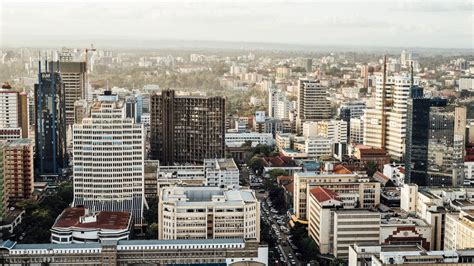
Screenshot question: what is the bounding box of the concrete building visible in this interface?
[293,164,380,220]
[2,139,34,206]
[150,90,225,165]
[0,83,29,140]
[225,133,275,147]
[297,79,331,132]
[0,239,268,266]
[348,243,470,266]
[155,158,239,189]
[303,120,348,144]
[304,137,333,158]
[52,61,87,125]
[333,209,381,259]
[72,91,145,225]
[340,101,366,119]
[350,117,365,144]
[50,207,132,244]
[445,210,474,250]
[364,73,421,160]
[158,187,260,241]
[380,216,432,250]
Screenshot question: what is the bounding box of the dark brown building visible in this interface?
[150,90,225,165]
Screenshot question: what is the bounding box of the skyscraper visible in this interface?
[72,91,145,224]
[150,90,225,165]
[0,83,29,140]
[405,86,430,185]
[51,61,87,125]
[34,62,67,177]
[297,79,331,133]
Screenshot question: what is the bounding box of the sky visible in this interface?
[0,0,473,49]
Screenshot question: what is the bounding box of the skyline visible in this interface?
[1,0,473,50]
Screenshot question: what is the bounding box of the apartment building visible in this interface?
[0,83,28,140]
[158,186,260,241]
[72,91,145,225]
[2,139,34,205]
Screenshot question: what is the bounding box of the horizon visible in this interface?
[1,0,473,51]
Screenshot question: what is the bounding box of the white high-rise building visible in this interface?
[302,120,347,144]
[158,186,260,241]
[364,73,420,160]
[350,117,364,144]
[72,92,145,225]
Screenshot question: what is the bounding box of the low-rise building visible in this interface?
[225,132,274,147]
[158,187,260,241]
[51,207,132,244]
[0,239,268,266]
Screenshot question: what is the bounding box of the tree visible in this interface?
[365,161,378,177]
[268,169,289,180]
[144,197,158,224]
[145,223,158,239]
[247,156,264,174]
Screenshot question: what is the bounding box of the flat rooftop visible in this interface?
[53,207,131,230]
[216,158,238,170]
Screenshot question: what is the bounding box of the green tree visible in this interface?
[365,161,378,177]
[247,156,264,174]
[268,169,289,180]
[144,197,158,224]
[145,223,158,239]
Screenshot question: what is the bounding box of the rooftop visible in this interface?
[53,207,131,230]
[310,186,339,202]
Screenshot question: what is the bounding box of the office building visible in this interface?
[293,164,380,220]
[445,210,474,250]
[52,61,87,125]
[154,158,239,190]
[225,132,274,147]
[333,209,381,259]
[0,83,29,140]
[297,79,331,132]
[364,71,421,160]
[2,139,34,206]
[158,186,260,241]
[350,117,364,144]
[51,207,132,244]
[0,239,268,266]
[150,90,225,165]
[339,101,366,119]
[34,62,67,176]
[405,87,431,185]
[72,91,145,225]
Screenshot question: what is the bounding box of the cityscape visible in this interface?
[0,0,473,265]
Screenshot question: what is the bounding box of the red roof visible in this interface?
[333,164,352,174]
[284,181,294,194]
[277,175,293,183]
[309,187,338,202]
[53,207,131,230]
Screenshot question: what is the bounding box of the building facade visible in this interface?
[150,90,225,165]
[72,92,145,225]
[34,62,67,176]
[0,83,28,140]
[158,187,260,241]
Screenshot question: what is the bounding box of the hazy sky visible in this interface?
[1,0,473,49]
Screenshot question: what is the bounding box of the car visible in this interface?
[290,259,296,265]
[288,254,293,259]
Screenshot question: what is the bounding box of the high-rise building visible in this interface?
[297,79,331,132]
[405,86,431,185]
[0,83,29,140]
[2,139,34,205]
[51,61,87,125]
[364,71,420,160]
[150,90,225,165]
[72,91,145,225]
[158,186,260,241]
[34,62,67,176]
